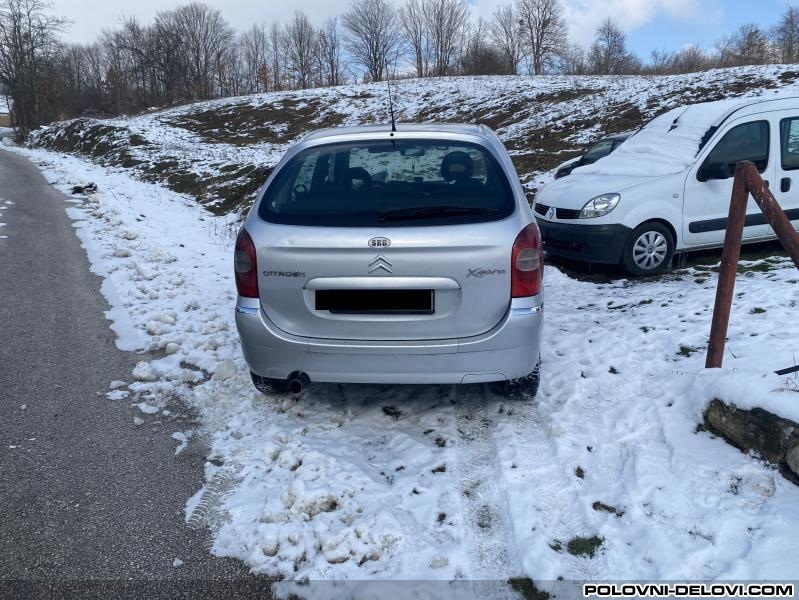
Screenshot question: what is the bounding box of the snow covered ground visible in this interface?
[8,141,799,594]
[29,65,799,214]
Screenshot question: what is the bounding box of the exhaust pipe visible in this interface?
[287,372,310,396]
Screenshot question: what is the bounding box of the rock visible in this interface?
[133,417,145,427]
[787,445,799,478]
[704,399,799,484]
[213,359,236,380]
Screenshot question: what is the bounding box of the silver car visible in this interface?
[234,124,543,396]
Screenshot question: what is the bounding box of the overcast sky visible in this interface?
[52,0,790,57]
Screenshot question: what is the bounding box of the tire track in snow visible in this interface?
[453,383,519,590]
[489,380,604,582]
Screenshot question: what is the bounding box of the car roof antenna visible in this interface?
[385,59,397,133]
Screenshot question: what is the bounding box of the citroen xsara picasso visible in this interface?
[234,124,543,396]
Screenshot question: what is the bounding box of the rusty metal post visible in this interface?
[742,163,799,269]
[705,163,749,369]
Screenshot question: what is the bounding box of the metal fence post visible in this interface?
[705,161,799,369]
[705,163,749,369]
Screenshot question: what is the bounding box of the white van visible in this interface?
[534,95,799,275]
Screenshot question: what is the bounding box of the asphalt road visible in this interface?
[0,150,274,598]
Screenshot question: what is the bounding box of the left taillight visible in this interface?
[511,223,543,298]
[234,229,259,298]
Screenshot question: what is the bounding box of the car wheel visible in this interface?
[490,357,540,399]
[250,371,288,395]
[621,222,675,276]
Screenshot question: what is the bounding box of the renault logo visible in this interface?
[368,237,391,248]
[368,255,393,274]
[546,207,556,220]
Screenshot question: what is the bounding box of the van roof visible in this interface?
[572,94,799,178]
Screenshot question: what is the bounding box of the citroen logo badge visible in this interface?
[368,255,393,274]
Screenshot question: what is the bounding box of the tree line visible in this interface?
[3,0,799,136]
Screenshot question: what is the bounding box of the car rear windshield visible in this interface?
[257,139,516,227]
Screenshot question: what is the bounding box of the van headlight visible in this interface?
[579,193,620,218]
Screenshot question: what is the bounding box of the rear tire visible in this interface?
[509,358,541,400]
[250,372,288,395]
[492,357,540,399]
[621,221,675,276]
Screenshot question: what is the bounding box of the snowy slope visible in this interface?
[28,65,799,214]
[9,143,799,593]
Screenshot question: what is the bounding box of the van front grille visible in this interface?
[556,208,581,219]
[534,203,580,219]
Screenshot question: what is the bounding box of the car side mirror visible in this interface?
[701,162,731,181]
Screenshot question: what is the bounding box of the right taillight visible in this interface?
[511,223,543,298]
[234,228,259,298]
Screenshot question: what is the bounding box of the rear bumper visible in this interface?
[235,296,543,384]
[536,219,630,265]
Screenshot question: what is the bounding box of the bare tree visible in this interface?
[284,10,316,89]
[240,24,269,94]
[400,0,429,77]
[557,42,586,74]
[672,45,709,73]
[171,3,234,99]
[491,2,522,75]
[0,0,65,134]
[268,22,285,91]
[516,0,566,75]
[772,7,799,63]
[730,23,770,65]
[342,0,402,82]
[423,0,469,76]
[588,18,636,74]
[462,17,505,75]
[318,17,343,86]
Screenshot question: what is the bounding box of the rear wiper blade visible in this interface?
[378,205,499,222]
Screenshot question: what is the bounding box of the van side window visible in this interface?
[699,121,770,179]
[780,117,799,171]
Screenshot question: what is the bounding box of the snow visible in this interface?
[576,97,757,177]
[7,96,799,587]
[172,431,190,455]
[29,65,799,199]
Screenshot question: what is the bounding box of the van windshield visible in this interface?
[258,139,516,227]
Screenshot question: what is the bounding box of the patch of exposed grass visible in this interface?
[508,578,551,600]
[567,535,603,558]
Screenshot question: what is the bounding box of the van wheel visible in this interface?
[250,372,288,395]
[621,222,674,276]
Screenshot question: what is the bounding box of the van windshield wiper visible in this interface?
[378,205,500,222]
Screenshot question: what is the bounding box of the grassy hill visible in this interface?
[30,65,799,215]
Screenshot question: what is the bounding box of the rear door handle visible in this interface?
[781,177,792,193]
